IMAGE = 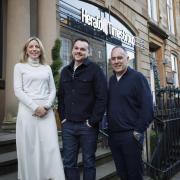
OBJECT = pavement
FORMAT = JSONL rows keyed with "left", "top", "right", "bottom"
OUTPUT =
{"left": 171, "top": 171, "right": 180, "bottom": 180}
{"left": 0, "top": 172, "right": 17, "bottom": 180}
{"left": 0, "top": 171, "right": 180, "bottom": 180}
{"left": 0, "top": 131, "right": 180, "bottom": 180}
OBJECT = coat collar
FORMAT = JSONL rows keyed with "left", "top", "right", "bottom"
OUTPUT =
{"left": 68, "top": 58, "right": 91, "bottom": 70}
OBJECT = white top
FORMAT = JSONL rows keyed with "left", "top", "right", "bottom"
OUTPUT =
{"left": 14, "top": 62, "right": 56, "bottom": 112}
{"left": 116, "top": 74, "right": 122, "bottom": 81}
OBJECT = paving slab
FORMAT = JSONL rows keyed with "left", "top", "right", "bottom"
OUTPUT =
{"left": 170, "top": 171, "right": 180, "bottom": 180}
{"left": 0, "top": 172, "right": 17, "bottom": 180}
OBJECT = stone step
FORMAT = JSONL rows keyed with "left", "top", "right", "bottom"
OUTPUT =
{"left": 1, "top": 122, "right": 16, "bottom": 133}
{"left": 0, "top": 172, "right": 17, "bottom": 180}
{"left": 0, "top": 151, "right": 17, "bottom": 175}
{"left": 0, "top": 133, "right": 16, "bottom": 154}
{"left": 0, "top": 131, "right": 115, "bottom": 178}
{"left": 79, "top": 160, "right": 117, "bottom": 180}
{"left": 0, "top": 172, "right": 158, "bottom": 180}
{"left": 0, "top": 146, "right": 112, "bottom": 176}
{"left": 96, "top": 160, "right": 117, "bottom": 180}
{"left": 0, "top": 161, "right": 116, "bottom": 180}
{"left": 0, "top": 131, "right": 153, "bottom": 180}
{"left": 78, "top": 147, "right": 111, "bottom": 166}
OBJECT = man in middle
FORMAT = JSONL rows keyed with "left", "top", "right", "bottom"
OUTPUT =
{"left": 58, "top": 38, "right": 107, "bottom": 180}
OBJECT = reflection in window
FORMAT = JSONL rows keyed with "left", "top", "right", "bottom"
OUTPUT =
{"left": 171, "top": 54, "right": 179, "bottom": 87}
{"left": 59, "top": 0, "right": 135, "bottom": 50}
{"left": 150, "top": 52, "right": 156, "bottom": 104}
{"left": 89, "top": 46, "right": 93, "bottom": 57}
{"left": 167, "top": 0, "right": 175, "bottom": 34}
{"left": 60, "top": 37, "right": 72, "bottom": 67}
{"left": 59, "top": 0, "right": 136, "bottom": 78}
{"left": 148, "top": 0, "right": 158, "bottom": 21}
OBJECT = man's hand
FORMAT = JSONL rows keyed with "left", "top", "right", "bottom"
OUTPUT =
{"left": 61, "top": 119, "right": 67, "bottom": 124}
{"left": 86, "top": 120, "right": 92, "bottom": 127}
{"left": 133, "top": 131, "right": 142, "bottom": 142}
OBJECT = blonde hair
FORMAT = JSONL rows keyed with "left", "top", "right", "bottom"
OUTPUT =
{"left": 20, "top": 37, "right": 46, "bottom": 64}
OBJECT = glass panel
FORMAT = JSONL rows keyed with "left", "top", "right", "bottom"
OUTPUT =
{"left": 150, "top": 52, "right": 156, "bottom": 104}
{"left": 152, "top": 0, "right": 157, "bottom": 21}
{"left": 171, "top": 55, "right": 175, "bottom": 72}
{"left": 148, "top": 0, "right": 157, "bottom": 21}
{"left": 59, "top": 0, "right": 136, "bottom": 50}
{"left": 148, "top": 0, "right": 152, "bottom": 17}
{"left": 59, "top": 0, "right": 136, "bottom": 78}
{"left": 60, "top": 37, "right": 72, "bottom": 67}
{"left": 171, "top": 54, "right": 179, "bottom": 87}
{"left": 167, "top": 0, "right": 174, "bottom": 34}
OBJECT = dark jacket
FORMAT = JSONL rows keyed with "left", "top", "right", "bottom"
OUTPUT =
{"left": 58, "top": 58, "right": 107, "bottom": 127}
{"left": 107, "top": 67, "right": 154, "bottom": 133}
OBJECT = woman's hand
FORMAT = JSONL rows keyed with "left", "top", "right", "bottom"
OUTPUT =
{"left": 33, "top": 106, "right": 47, "bottom": 117}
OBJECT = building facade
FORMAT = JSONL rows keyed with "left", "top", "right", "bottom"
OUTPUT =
{"left": 1, "top": 0, "right": 180, "bottom": 126}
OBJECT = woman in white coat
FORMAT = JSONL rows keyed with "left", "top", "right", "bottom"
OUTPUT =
{"left": 14, "top": 37, "right": 65, "bottom": 180}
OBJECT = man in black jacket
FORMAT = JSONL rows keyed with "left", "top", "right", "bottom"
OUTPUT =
{"left": 58, "top": 38, "right": 107, "bottom": 180}
{"left": 108, "top": 46, "right": 154, "bottom": 180}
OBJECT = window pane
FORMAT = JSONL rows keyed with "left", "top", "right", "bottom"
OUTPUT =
{"left": 152, "top": 0, "right": 157, "bottom": 21}
{"left": 148, "top": 0, "right": 152, "bottom": 17}
{"left": 167, "top": 0, "right": 175, "bottom": 34}
{"left": 171, "top": 54, "right": 179, "bottom": 87}
{"left": 60, "top": 37, "right": 72, "bottom": 67}
{"left": 171, "top": 55, "right": 175, "bottom": 71}
{"left": 148, "top": 0, "right": 157, "bottom": 21}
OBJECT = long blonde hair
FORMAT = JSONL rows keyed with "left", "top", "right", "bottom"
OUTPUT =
{"left": 20, "top": 37, "right": 46, "bottom": 64}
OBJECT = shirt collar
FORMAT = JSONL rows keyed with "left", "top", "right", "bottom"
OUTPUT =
{"left": 69, "top": 58, "right": 90, "bottom": 70}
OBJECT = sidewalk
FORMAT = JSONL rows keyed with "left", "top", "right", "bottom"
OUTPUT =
{"left": 0, "top": 171, "right": 180, "bottom": 180}
{"left": 0, "top": 131, "right": 180, "bottom": 180}
{"left": 171, "top": 171, "right": 180, "bottom": 180}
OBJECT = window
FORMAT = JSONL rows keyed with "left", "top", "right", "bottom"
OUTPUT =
{"left": 60, "top": 37, "right": 72, "bottom": 67}
{"left": 171, "top": 54, "right": 179, "bottom": 87}
{"left": 167, "top": 0, "right": 175, "bottom": 34}
{"left": 148, "top": 0, "right": 158, "bottom": 21}
{"left": 150, "top": 52, "right": 157, "bottom": 104}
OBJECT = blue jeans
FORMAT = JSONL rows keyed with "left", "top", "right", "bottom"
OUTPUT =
{"left": 62, "top": 121, "right": 98, "bottom": 180}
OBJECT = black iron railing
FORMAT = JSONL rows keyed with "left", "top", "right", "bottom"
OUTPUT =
{"left": 145, "top": 87, "right": 180, "bottom": 180}
{"left": 99, "top": 87, "right": 180, "bottom": 179}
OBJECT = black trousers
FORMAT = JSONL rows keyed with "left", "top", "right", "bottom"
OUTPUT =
{"left": 109, "top": 131, "right": 143, "bottom": 180}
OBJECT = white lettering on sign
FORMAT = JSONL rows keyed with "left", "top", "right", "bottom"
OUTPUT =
{"left": 81, "top": 8, "right": 137, "bottom": 47}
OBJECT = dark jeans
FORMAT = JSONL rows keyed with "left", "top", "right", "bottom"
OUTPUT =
{"left": 62, "top": 121, "right": 98, "bottom": 180}
{"left": 109, "top": 131, "right": 143, "bottom": 180}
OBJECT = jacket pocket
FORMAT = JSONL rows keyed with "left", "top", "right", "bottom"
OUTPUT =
{"left": 77, "top": 78, "right": 92, "bottom": 94}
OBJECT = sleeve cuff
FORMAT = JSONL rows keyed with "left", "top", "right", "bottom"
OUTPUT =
{"left": 31, "top": 104, "right": 39, "bottom": 112}
{"left": 44, "top": 103, "right": 52, "bottom": 110}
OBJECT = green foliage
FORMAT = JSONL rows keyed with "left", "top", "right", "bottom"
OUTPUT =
{"left": 51, "top": 39, "right": 63, "bottom": 91}
{"left": 150, "top": 130, "right": 158, "bottom": 155}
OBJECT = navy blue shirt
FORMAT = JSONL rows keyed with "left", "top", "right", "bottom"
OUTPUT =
{"left": 107, "top": 67, "right": 154, "bottom": 133}
{"left": 58, "top": 58, "right": 107, "bottom": 127}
